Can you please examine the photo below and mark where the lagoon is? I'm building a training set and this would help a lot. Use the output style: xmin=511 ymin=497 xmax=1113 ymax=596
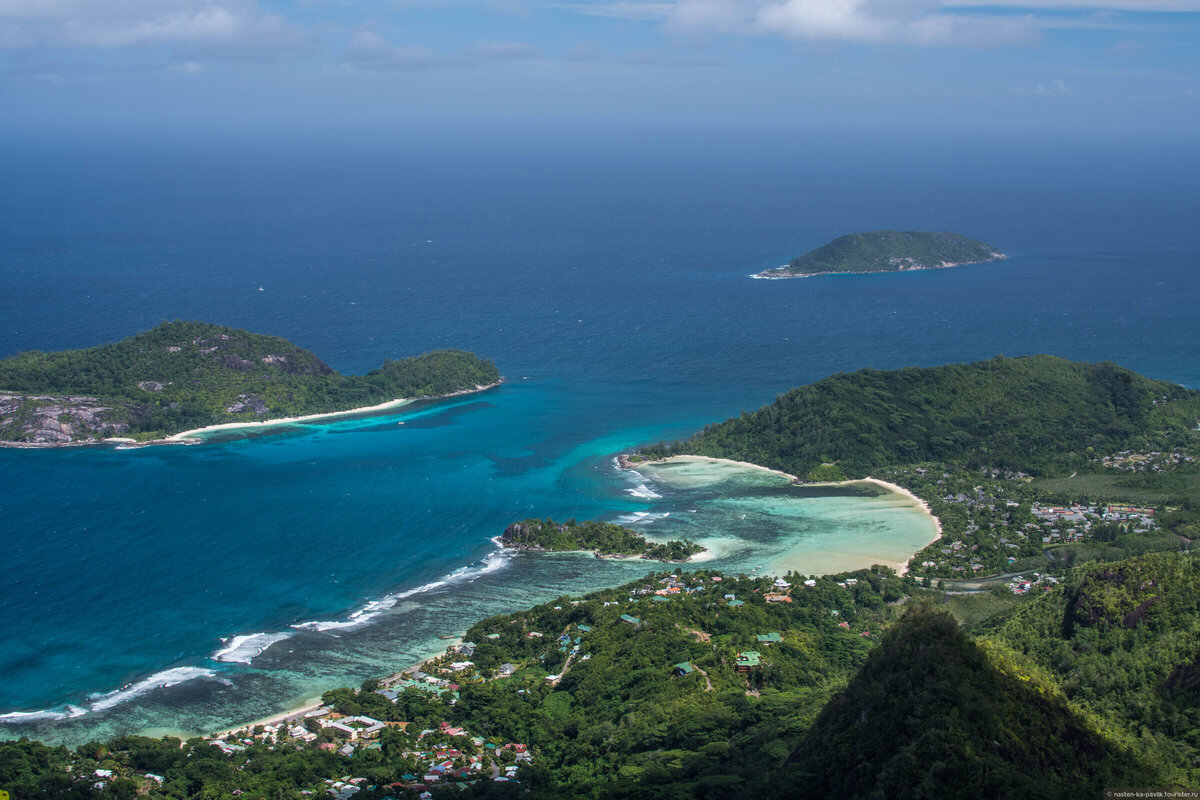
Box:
xmin=2 ymin=139 xmax=1198 ymax=744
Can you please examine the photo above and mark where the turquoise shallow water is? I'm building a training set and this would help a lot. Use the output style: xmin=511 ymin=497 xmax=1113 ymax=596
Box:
xmin=1 ymin=139 xmax=1198 ymax=744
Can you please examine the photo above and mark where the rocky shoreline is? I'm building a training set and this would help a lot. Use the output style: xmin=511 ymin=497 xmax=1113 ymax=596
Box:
xmin=498 ymin=520 xmax=702 ymax=563
xmin=0 ymin=380 xmax=503 ymax=449
xmin=752 ymin=253 xmax=1007 ymax=280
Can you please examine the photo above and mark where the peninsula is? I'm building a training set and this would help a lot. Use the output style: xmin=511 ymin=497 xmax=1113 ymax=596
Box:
xmin=753 ymin=230 xmax=1006 ymax=278
xmin=638 ymin=354 xmax=1200 ymax=577
xmin=499 ymin=517 xmax=705 ymax=562
xmin=0 ymin=321 xmax=500 ymax=444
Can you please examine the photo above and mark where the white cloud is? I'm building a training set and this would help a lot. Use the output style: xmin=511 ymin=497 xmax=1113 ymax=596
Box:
xmin=566 ymin=40 xmax=605 ymax=60
xmin=342 ymin=30 xmax=542 ymax=71
xmin=947 ymin=0 xmax=1200 ymax=9
xmin=1011 ymin=76 xmax=1072 ymax=94
xmin=550 ymin=1 xmax=675 ymax=19
xmin=558 ymin=0 xmax=1196 ymax=45
xmin=0 ymin=0 xmax=310 ymax=53
xmin=662 ymin=0 xmax=1038 ymax=45
xmin=343 ymin=30 xmax=448 ymax=70
xmin=467 ymin=40 xmax=541 ymax=58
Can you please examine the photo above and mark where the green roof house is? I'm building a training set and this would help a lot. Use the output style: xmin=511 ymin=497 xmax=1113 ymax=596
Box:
xmin=736 ymin=651 xmax=761 ymax=674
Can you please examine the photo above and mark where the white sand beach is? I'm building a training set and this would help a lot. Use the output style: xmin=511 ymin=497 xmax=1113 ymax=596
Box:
xmin=635 ymin=455 xmax=943 ymax=576
xmin=163 ymin=380 xmax=503 ymax=443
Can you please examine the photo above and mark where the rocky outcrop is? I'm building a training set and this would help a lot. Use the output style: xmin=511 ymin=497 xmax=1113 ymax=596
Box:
xmin=225 ymin=395 xmax=269 ymax=415
xmin=0 ymin=394 xmax=130 ymax=443
xmin=499 ymin=521 xmax=554 ymax=551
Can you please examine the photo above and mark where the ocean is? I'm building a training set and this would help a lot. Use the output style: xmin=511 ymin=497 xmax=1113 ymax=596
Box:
xmin=1 ymin=133 xmax=1198 ymax=744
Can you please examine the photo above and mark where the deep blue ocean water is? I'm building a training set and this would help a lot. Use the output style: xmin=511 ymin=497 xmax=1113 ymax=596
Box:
xmin=2 ymin=135 xmax=1198 ymax=743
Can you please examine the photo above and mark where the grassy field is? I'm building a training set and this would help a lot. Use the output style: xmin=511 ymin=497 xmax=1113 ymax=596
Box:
xmin=1033 ymin=471 xmax=1200 ymax=505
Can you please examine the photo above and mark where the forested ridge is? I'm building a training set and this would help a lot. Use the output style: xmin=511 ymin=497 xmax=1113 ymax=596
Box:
xmin=643 ymin=355 xmax=1200 ymax=480
xmin=0 ymin=321 xmax=500 ymax=442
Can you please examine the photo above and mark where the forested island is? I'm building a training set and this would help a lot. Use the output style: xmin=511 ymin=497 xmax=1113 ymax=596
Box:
xmin=0 ymin=321 xmax=500 ymax=444
xmin=500 ymin=518 xmax=704 ymax=562
xmin=753 ymin=230 xmax=1006 ymax=278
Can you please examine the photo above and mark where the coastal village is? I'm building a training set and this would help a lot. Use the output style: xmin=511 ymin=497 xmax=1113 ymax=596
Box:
xmin=68 ymin=564 xmax=912 ymax=799
xmin=886 ymin=452 xmax=1190 ymax=580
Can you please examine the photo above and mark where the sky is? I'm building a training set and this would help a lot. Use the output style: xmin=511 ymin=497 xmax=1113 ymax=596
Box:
xmin=1 ymin=0 xmax=1198 ymax=148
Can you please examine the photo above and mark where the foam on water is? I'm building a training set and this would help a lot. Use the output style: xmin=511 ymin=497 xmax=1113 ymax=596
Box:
xmin=3 ymin=142 xmax=1196 ymax=744
xmin=87 ymin=668 xmax=219 ymax=715
xmin=292 ymin=549 xmax=516 ymax=633
xmin=212 ymin=633 xmax=294 ymax=664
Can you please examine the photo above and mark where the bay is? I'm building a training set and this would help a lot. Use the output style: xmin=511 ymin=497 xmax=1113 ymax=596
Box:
xmin=1 ymin=136 xmax=1197 ymax=743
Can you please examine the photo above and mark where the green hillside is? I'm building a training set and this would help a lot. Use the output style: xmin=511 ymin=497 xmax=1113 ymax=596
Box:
xmin=0 ymin=321 xmax=500 ymax=442
xmin=9 ymin=555 xmax=1200 ymax=797
xmin=778 ymin=606 xmax=1155 ymax=799
xmin=989 ymin=553 xmax=1200 ymax=785
xmin=643 ymin=355 xmax=1200 ymax=480
xmin=757 ymin=230 xmax=1005 ymax=278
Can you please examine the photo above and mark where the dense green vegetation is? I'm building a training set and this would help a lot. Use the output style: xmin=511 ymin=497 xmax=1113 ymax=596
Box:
xmin=500 ymin=518 xmax=704 ymax=561
xmin=989 ymin=553 xmax=1200 ymax=785
xmin=11 ymin=554 xmax=1200 ymax=797
xmin=0 ymin=321 xmax=500 ymax=441
xmin=7 ymin=353 xmax=1200 ymax=796
xmin=643 ymin=355 xmax=1200 ymax=480
xmin=779 ymin=606 xmax=1155 ymax=798
xmin=758 ymin=230 xmax=1004 ymax=277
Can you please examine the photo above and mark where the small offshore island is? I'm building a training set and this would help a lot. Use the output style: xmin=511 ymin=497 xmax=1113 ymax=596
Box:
xmin=753 ymin=230 xmax=1006 ymax=279
xmin=499 ymin=517 xmax=705 ymax=562
xmin=0 ymin=321 xmax=500 ymax=445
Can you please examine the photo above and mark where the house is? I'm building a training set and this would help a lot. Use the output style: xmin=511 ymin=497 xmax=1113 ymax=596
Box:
xmin=764 ymin=593 xmax=792 ymax=603
xmin=673 ymin=661 xmax=695 ymax=677
xmin=620 ymin=614 xmax=640 ymax=625
xmin=577 ymin=624 xmax=592 ymax=632
xmin=727 ymin=599 xmax=745 ymax=607
xmin=323 ymin=716 xmax=385 ymax=740
xmin=498 ymin=663 xmax=517 ymax=676
xmin=756 ymin=632 xmax=782 ymax=645
xmin=735 ymin=651 xmax=761 ymax=674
